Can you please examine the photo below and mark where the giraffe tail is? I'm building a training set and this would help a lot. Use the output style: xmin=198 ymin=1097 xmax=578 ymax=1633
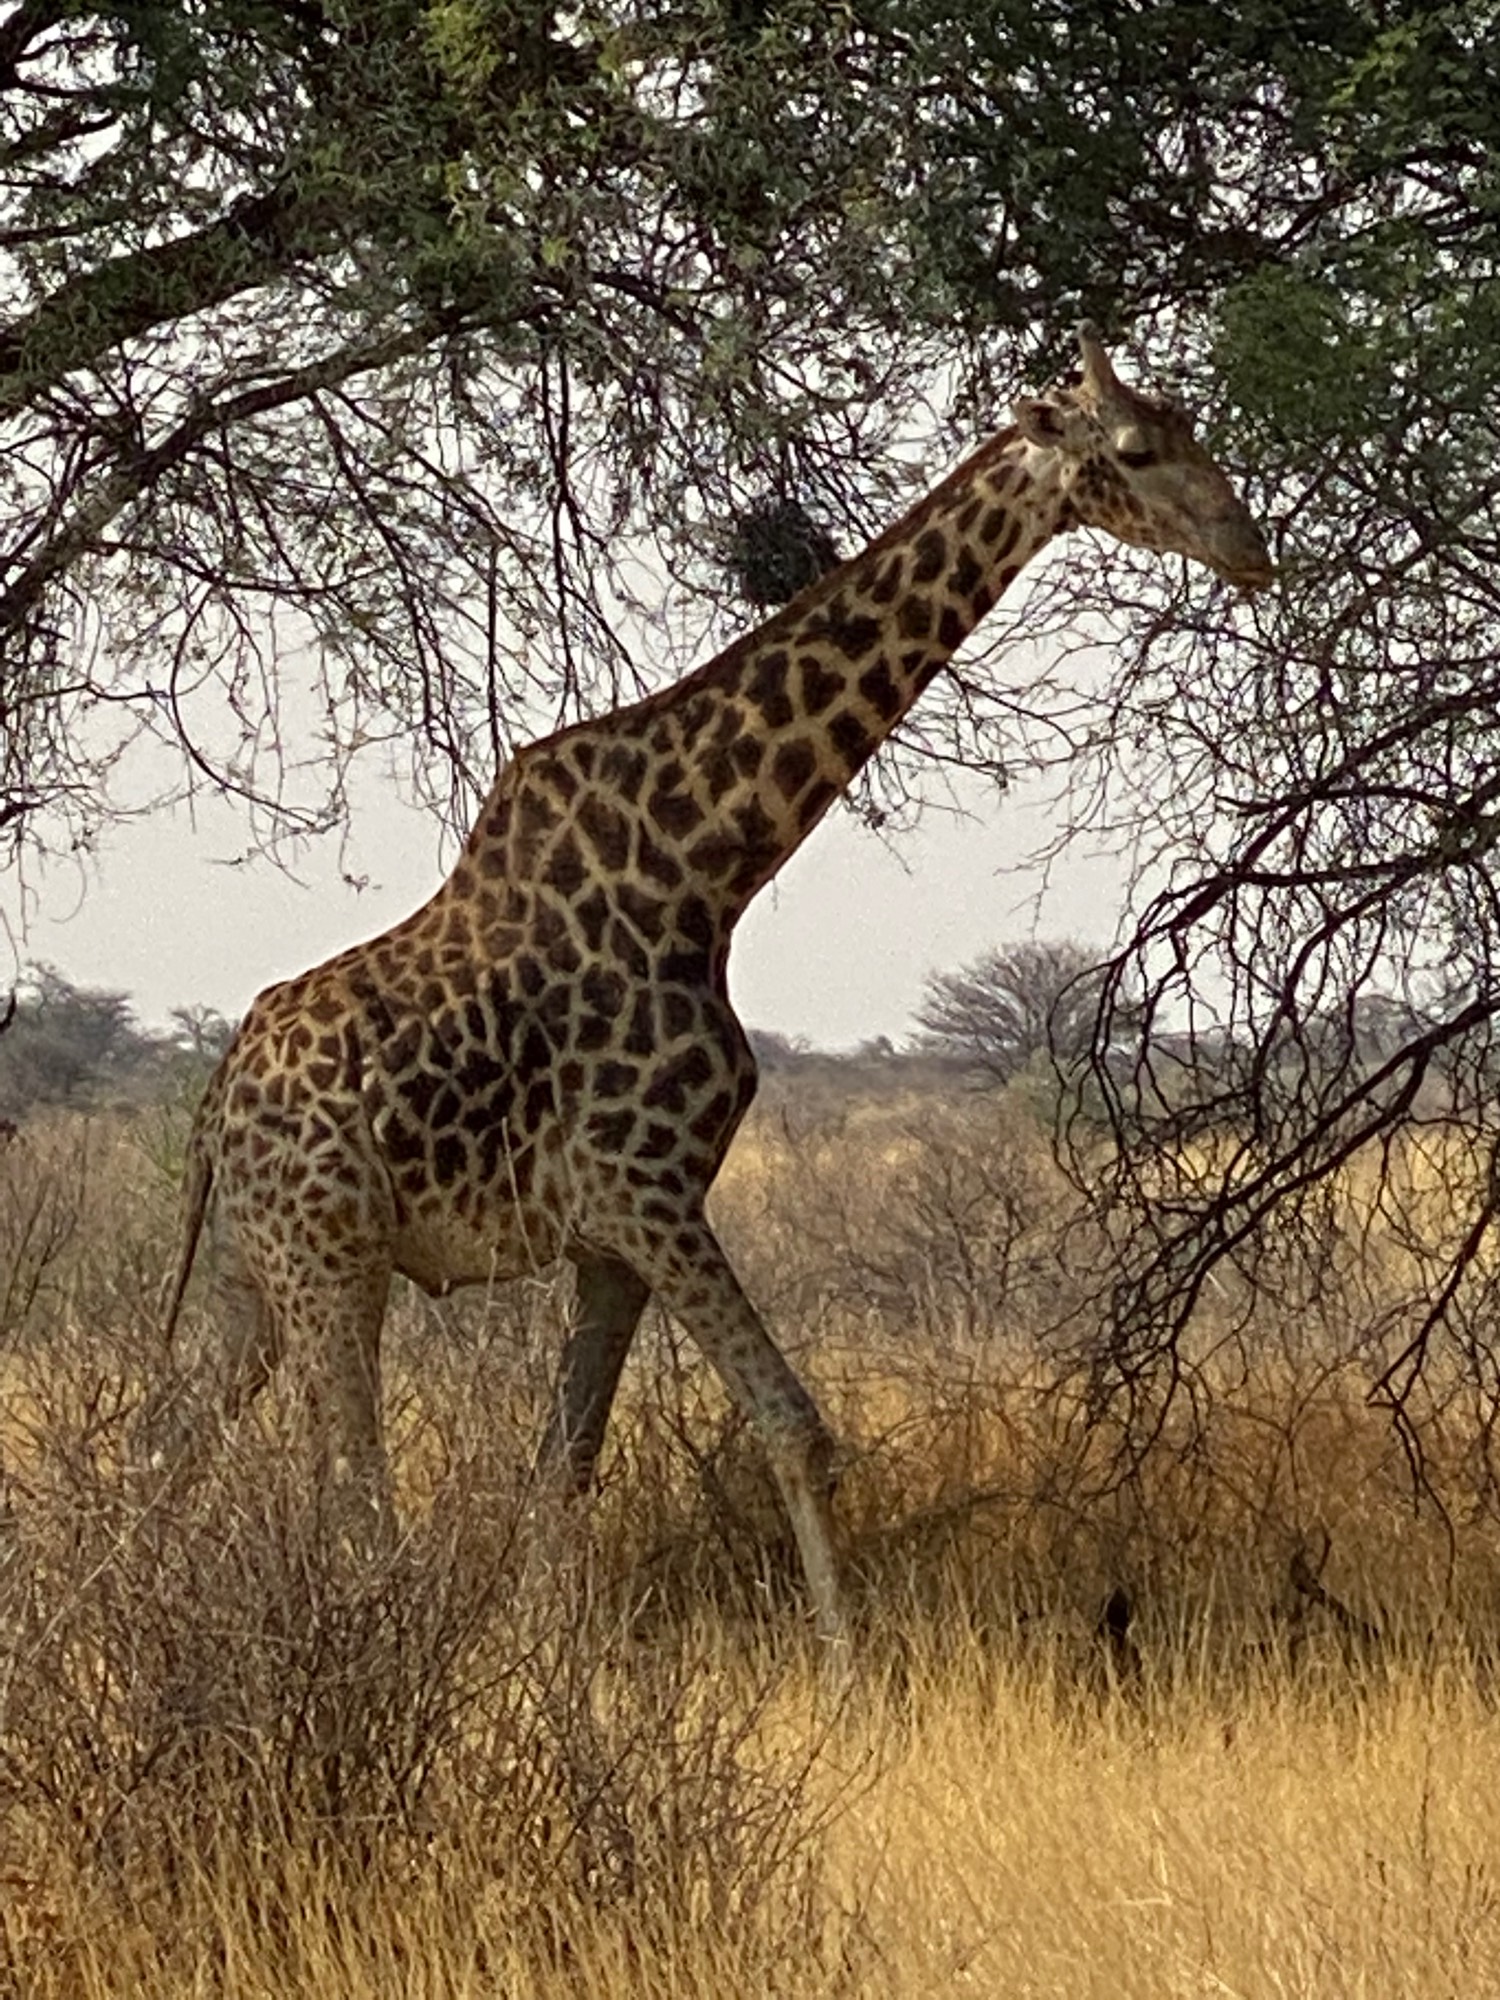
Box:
xmin=159 ymin=1117 xmax=213 ymax=1350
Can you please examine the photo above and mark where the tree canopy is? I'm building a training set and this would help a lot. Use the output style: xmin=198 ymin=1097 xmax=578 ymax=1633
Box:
xmin=0 ymin=0 xmax=1490 ymax=854
xmin=916 ymin=938 xmax=1142 ymax=1085
xmin=4 ymin=0 xmax=1500 ymax=1435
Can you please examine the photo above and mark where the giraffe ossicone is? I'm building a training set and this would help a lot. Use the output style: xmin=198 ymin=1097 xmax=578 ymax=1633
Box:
xmin=161 ymin=325 xmax=1272 ymax=1647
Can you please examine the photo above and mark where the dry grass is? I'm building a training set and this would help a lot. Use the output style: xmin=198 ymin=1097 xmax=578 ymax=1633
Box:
xmin=4 ymin=1095 xmax=1500 ymax=1995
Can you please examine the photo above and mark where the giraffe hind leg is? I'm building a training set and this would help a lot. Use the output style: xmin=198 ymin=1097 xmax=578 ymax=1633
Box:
xmin=277 ymin=1259 xmax=397 ymax=1552
xmin=135 ymin=1235 xmax=282 ymax=1478
xmin=536 ymin=1250 xmax=651 ymax=1492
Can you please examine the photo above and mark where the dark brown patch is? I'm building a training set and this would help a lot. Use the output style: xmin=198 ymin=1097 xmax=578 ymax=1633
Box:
xmin=578 ymin=795 xmax=630 ymax=871
xmin=827 ymin=610 xmax=881 ymax=661
xmin=797 ymin=777 xmax=840 ymax=829
xmin=538 ymin=985 xmax=573 ymax=1036
xmin=400 ymin=1068 xmax=442 ymax=1121
xmin=516 ymin=786 xmax=560 ymax=846
xmin=599 ymin=742 xmax=648 ymax=801
xmin=581 ymin=965 xmax=627 ymax=1018
xmin=584 ymin=1112 xmax=636 ymax=1160
xmin=520 ymin=1025 xmax=551 ymax=1075
xmin=617 ymin=883 xmax=667 ymax=943
xmin=594 ymin=1060 xmax=639 ymax=1098
xmin=676 ymin=894 xmax=714 ymax=949
xmin=545 ymin=759 xmax=579 ymax=805
xmin=662 ymin=991 xmax=695 ymax=1038
xmin=482 ymin=797 xmax=512 ymax=844
xmin=642 ymin=1044 xmax=715 ymax=1114
xmin=607 ymin=918 xmax=651 ymax=979
xmin=636 ymin=828 xmax=683 ymax=890
xmin=678 ymin=691 xmax=716 ymax=750
xmin=661 ymin=946 xmax=710 ymax=984
xmin=524 ymin=1077 xmax=555 ymax=1126
xmin=433 ymin=1132 xmax=467 ymax=1184
xmin=701 ymin=745 xmax=738 ymax=801
xmin=689 ymin=1091 xmax=734 ymax=1142
xmin=982 ymin=511 xmax=1020 ymax=560
xmin=829 ymin=711 xmax=875 ymax=766
xmin=858 ymin=657 xmax=901 ymax=718
xmin=949 ymin=546 xmax=982 ymax=598
xmin=576 ymin=1012 xmax=614 ymax=1052
xmin=938 ymin=606 xmax=967 ymax=651
xmin=731 ymin=796 xmax=780 ymax=862
xmin=799 ymin=655 xmax=845 ymax=714
xmin=898 ymin=596 xmax=932 ymax=639
xmin=870 ymin=556 xmax=904 ymax=604
xmin=687 ymin=829 xmax=742 ymax=878
xmin=743 ymin=650 xmax=795 ymax=729
xmin=574 ymin=887 xmax=610 ymax=953
xmin=623 ymin=992 xmax=657 ymax=1056
xmin=648 ymin=785 xmax=705 ymax=838
xmin=454 ymin=1046 xmax=508 ymax=1094
xmin=638 ymin=1121 xmax=679 ymax=1160
xmin=772 ymin=738 xmax=818 ymax=799
xmin=381 ymin=1117 xmax=425 ymax=1166
xmin=546 ymin=829 xmax=588 ymax=897
xmin=731 ymin=735 xmax=765 ymax=778
xmin=912 ymin=527 xmax=947 ymax=583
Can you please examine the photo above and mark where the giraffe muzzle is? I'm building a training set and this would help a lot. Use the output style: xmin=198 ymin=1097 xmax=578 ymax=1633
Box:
xmin=1208 ymin=513 xmax=1275 ymax=592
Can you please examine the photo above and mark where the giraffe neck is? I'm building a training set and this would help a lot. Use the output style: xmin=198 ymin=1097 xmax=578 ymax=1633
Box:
xmin=458 ymin=428 xmax=1067 ymax=947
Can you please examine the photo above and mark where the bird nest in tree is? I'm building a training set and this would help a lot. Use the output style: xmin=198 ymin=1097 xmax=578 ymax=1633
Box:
xmin=724 ymin=497 xmax=840 ymax=608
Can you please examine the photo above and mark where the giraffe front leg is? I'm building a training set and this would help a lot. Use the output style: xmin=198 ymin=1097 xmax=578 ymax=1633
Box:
xmin=630 ymin=1219 xmax=847 ymax=1651
xmin=536 ymin=1250 xmax=651 ymax=1492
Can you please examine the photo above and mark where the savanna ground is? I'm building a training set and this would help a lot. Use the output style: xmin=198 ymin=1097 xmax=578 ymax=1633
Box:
xmin=3 ymin=1073 xmax=1500 ymax=1996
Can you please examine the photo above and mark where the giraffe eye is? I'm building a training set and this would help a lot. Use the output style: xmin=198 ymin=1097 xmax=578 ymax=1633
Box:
xmin=1117 ymin=445 xmax=1158 ymax=469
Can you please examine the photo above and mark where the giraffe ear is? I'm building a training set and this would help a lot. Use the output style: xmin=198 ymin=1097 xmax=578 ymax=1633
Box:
xmin=1014 ymin=394 xmax=1081 ymax=451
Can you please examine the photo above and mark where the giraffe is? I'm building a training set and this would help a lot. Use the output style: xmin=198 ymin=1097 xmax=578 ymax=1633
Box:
xmin=160 ymin=326 xmax=1272 ymax=1645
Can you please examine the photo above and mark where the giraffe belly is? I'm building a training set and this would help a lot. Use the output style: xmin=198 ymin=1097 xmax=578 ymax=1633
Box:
xmin=391 ymin=1189 xmax=563 ymax=1295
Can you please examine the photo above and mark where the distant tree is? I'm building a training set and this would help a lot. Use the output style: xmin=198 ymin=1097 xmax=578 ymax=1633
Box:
xmin=167 ymin=1005 xmax=237 ymax=1066
xmin=916 ymin=940 xmax=1139 ymax=1086
xmin=746 ymin=1028 xmax=809 ymax=1074
xmin=0 ymin=965 xmax=156 ymax=1115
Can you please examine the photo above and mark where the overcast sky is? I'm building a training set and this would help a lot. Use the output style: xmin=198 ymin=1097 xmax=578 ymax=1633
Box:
xmin=9 ymin=745 xmax=1124 ymax=1049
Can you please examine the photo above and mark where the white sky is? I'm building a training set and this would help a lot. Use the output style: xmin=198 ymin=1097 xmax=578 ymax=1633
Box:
xmin=11 ymin=751 xmax=1124 ymax=1049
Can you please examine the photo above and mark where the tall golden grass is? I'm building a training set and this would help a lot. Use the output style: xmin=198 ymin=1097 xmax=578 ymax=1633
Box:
xmin=3 ymin=1090 xmax=1500 ymax=1995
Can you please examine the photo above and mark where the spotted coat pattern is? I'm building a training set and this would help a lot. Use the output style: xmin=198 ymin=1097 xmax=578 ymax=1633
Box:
xmin=162 ymin=330 xmax=1273 ymax=1642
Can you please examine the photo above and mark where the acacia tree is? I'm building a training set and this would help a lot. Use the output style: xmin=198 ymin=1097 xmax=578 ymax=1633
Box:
xmin=916 ymin=939 xmax=1139 ymax=1085
xmin=6 ymin=1 xmax=1500 ymax=1437
xmin=0 ymin=0 xmax=1490 ymax=861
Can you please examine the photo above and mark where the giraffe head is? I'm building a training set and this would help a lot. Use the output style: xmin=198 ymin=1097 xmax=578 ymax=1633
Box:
xmin=1013 ymin=325 xmax=1274 ymax=591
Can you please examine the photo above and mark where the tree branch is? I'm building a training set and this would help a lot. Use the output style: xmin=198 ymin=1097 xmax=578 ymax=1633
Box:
xmin=0 ymin=184 xmax=343 ymax=419
xmin=0 ymin=316 xmax=450 ymax=641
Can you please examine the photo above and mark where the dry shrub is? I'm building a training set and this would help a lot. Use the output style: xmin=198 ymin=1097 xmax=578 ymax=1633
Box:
xmin=0 ymin=1202 xmax=855 ymax=1995
xmin=7 ymin=1093 xmax=1500 ymax=1990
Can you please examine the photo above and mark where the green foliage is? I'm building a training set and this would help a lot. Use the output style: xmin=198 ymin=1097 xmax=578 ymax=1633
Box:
xmin=1 ymin=0 xmax=1495 ymax=862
